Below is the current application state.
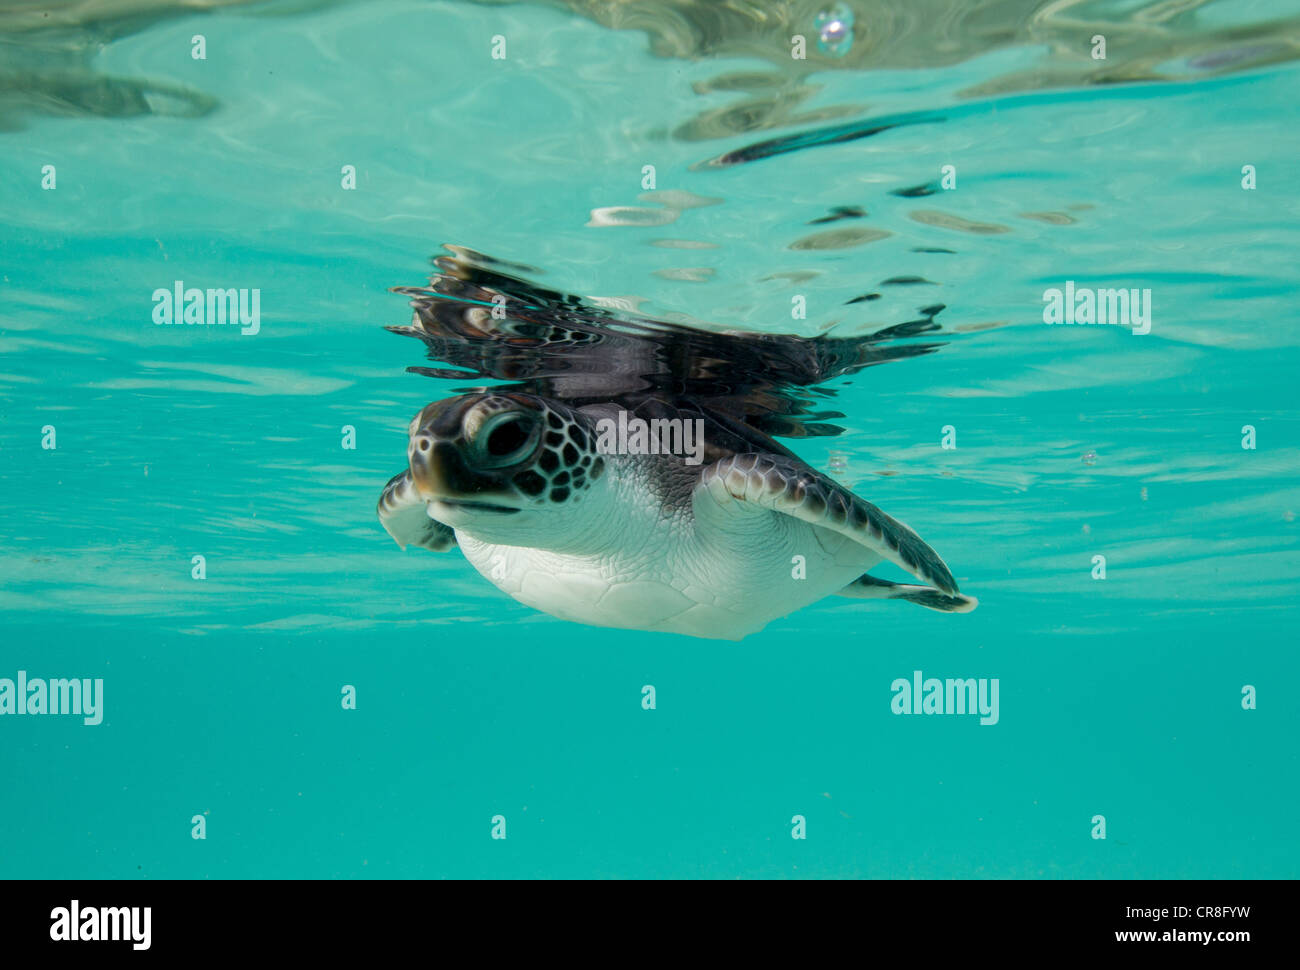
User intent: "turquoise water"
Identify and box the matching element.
[2,0,1298,879]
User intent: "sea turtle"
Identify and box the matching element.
[377,251,976,640]
[378,393,976,641]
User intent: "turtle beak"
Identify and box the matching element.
[408,436,522,516]
[405,396,479,499]
[406,397,524,513]
[409,430,486,502]
[407,432,445,498]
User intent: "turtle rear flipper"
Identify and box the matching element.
[378,470,457,552]
[838,574,977,613]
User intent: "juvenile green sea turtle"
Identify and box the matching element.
[377,250,976,640]
[379,392,975,640]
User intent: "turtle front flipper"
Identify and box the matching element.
[838,574,977,613]
[377,470,457,552]
[695,452,967,598]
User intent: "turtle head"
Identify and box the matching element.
[406,392,607,542]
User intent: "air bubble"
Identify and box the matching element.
[815,3,854,57]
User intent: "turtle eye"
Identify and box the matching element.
[474,412,539,468]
